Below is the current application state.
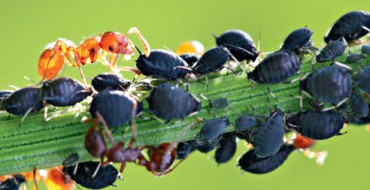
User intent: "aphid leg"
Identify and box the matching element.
[321,98,349,111]
[18,108,34,128]
[91,162,102,178]
[126,27,151,57]
[266,85,278,102]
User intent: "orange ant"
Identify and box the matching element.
[38,27,151,88]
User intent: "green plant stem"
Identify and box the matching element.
[0,45,369,175]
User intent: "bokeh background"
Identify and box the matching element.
[0,0,369,190]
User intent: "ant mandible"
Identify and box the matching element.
[38,27,150,89]
[84,112,197,177]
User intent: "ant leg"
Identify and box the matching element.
[33,167,39,190]
[115,66,142,75]
[155,159,187,177]
[129,98,138,143]
[119,162,127,173]
[73,52,89,91]
[126,27,151,57]
[94,111,115,145]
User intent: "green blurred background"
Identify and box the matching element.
[0,0,369,190]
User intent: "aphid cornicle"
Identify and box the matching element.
[237,144,295,174]
[63,161,119,189]
[214,29,259,62]
[89,90,142,128]
[215,132,237,164]
[300,63,352,104]
[3,87,44,116]
[253,109,285,158]
[146,83,201,121]
[247,50,301,84]
[286,109,345,140]
[136,49,190,80]
[316,40,346,62]
[357,65,370,94]
[281,28,316,53]
[41,77,92,107]
[324,11,370,43]
[197,118,230,144]
[91,73,131,92]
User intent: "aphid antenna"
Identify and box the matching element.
[8,85,19,90]
[332,61,352,71]
[362,25,370,32]
[162,45,175,53]
[321,97,349,112]
[135,46,143,55]
[23,76,37,84]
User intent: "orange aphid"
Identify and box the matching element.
[293,133,316,149]
[176,40,204,55]
[43,167,74,190]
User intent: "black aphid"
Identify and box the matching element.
[215,132,237,164]
[179,53,200,67]
[89,90,141,128]
[41,77,92,107]
[281,28,317,53]
[63,161,119,189]
[3,87,44,116]
[253,109,285,158]
[147,83,201,121]
[287,109,345,140]
[92,73,131,92]
[300,63,352,104]
[136,49,190,80]
[237,144,295,174]
[197,118,230,143]
[248,50,301,84]
[316,40,346,62]
[357,66,370,94]
[324,11,370,43]
[215,29,259,61]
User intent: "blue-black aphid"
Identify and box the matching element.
[91,73,131,92]
[248,50,301,84]
[214,132,237,164]
[63,161,120,189]
[214,29,259,62]
[146,83,201,122]
[234,114,260,141]
[176,141,196,160]
[196,117,230,144]
[0,174,26,190]
[41,77,92,107]
[346,53,365,63]
[179,53,200,67]
[3,87,44,126]
[252,109,285,158]
[286,109,345,140]
[357,65,370,94]
[136,49,191,81]
[280,27,318,54]
[237,144,295,174]
[300,62,352,106]
[350,92,369,118]
[192,46,245,90]
[316,40,346,62]
[89,90,142,130]
[324,11,370,43]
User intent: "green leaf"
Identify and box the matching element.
[0,45,369,175]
